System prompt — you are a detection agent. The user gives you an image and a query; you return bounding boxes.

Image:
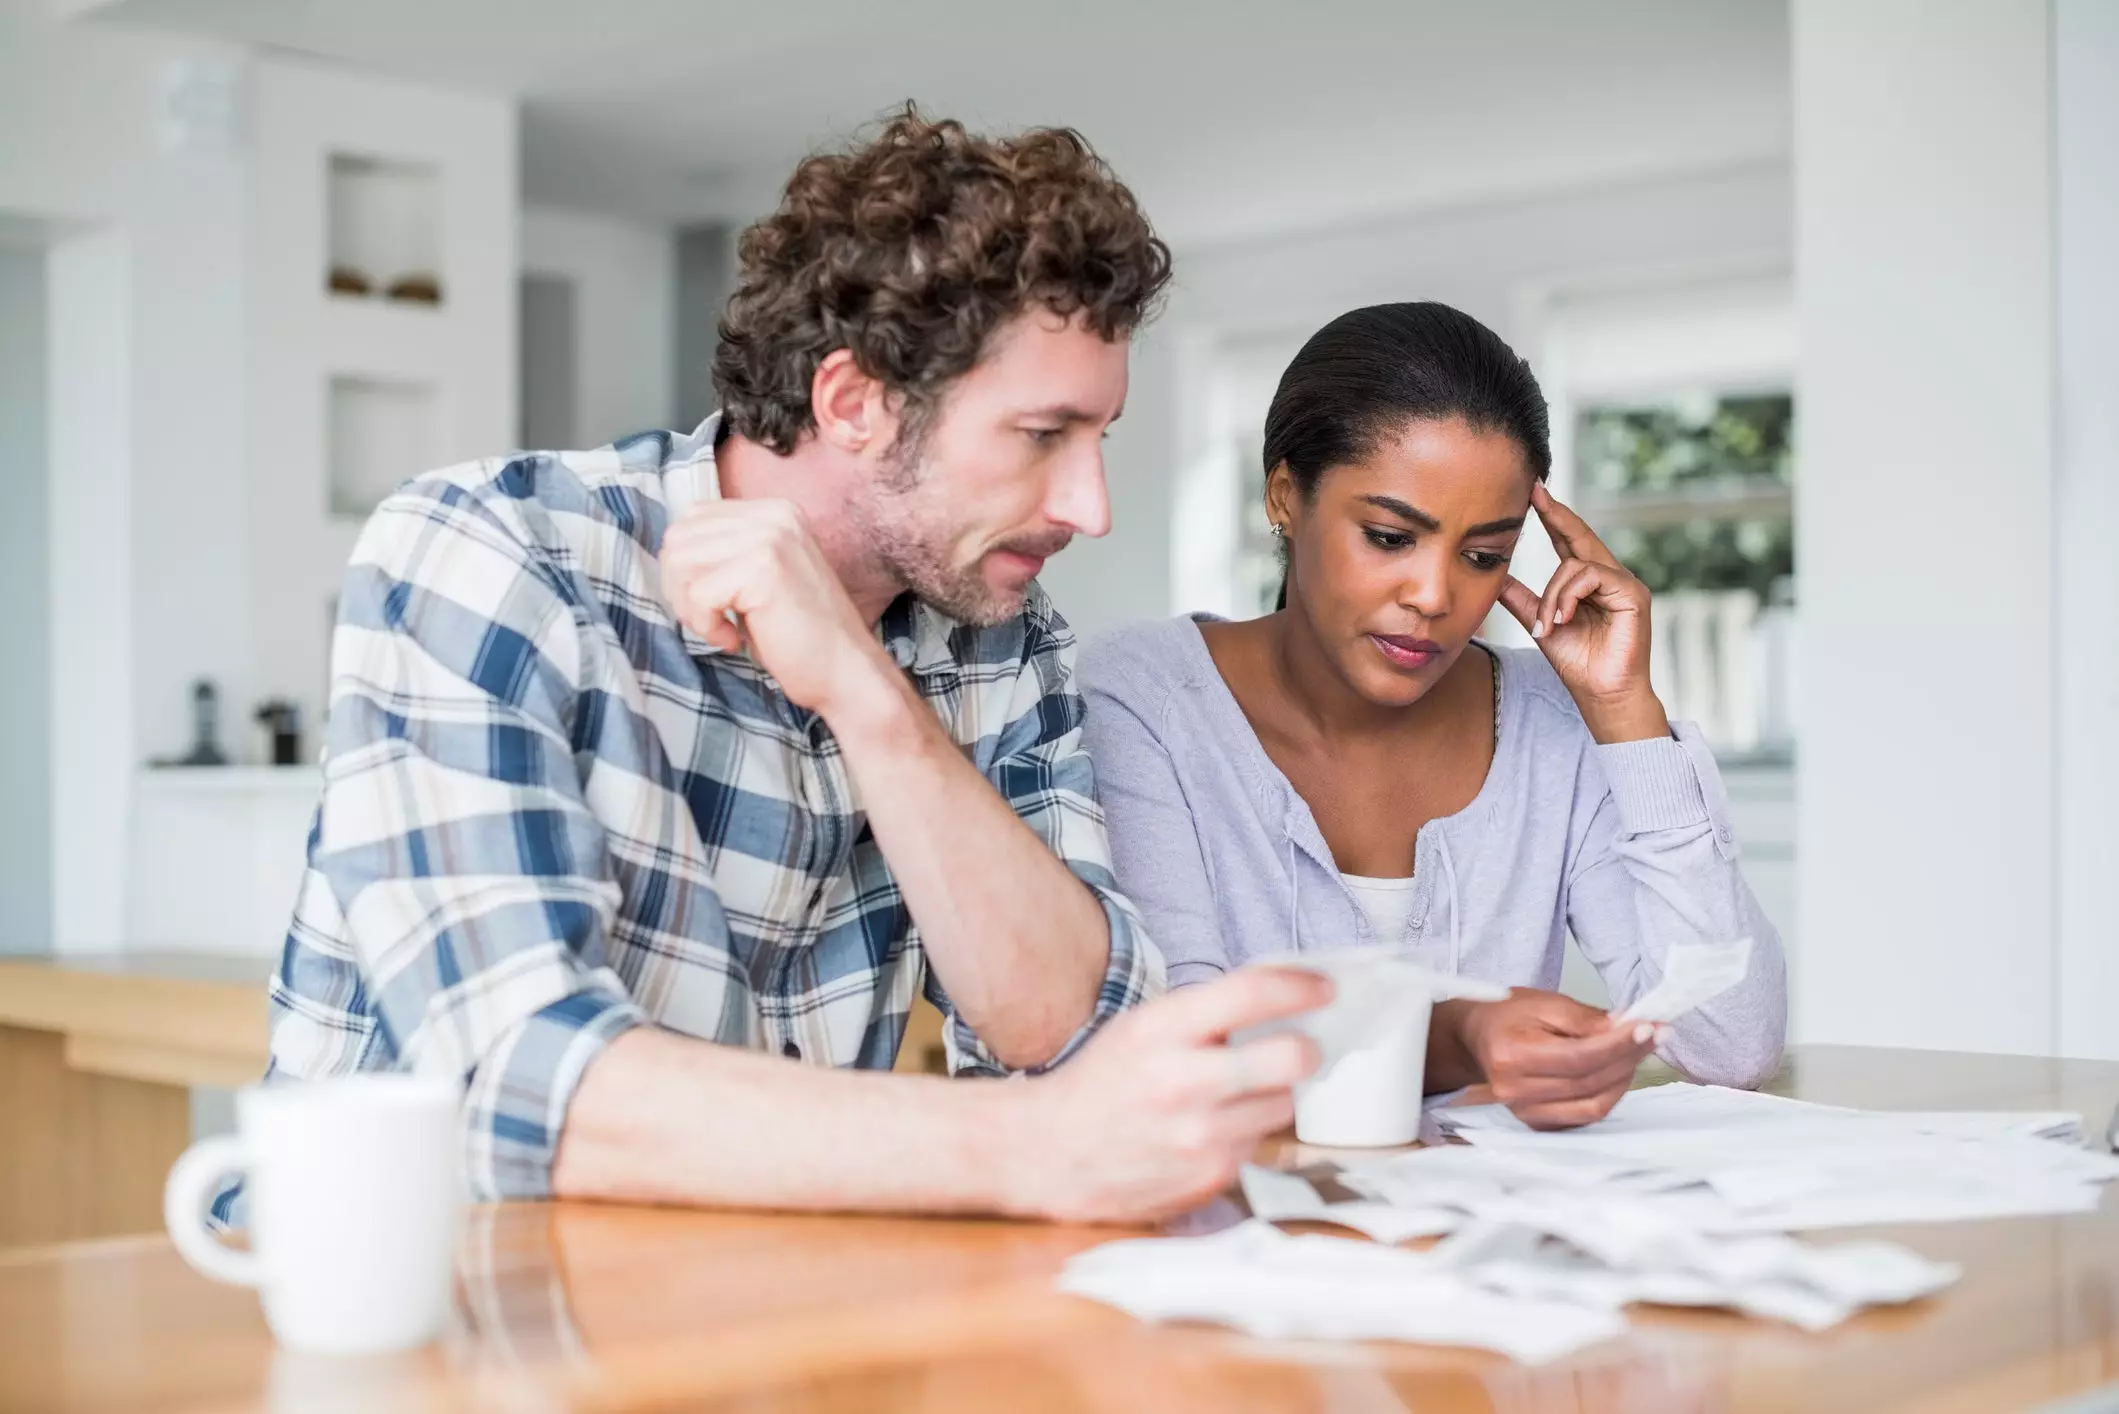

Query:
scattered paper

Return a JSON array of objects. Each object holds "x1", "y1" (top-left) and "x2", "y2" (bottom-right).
[
  {"x1": 1064, "y1": 1082, "x2": 2113, "y2": 1362},
  {"x1": 1058, "y1": 1220, "x2": 1625, "y2": 1364},
  {"x1": 1424, "y1": 1082, "x2": 2119, "y2": 1231},
  {"x1": 1617, "y1": 937, "x2": 1755, "y2": 1024},
  {"x1": 1241, "y1": 1165, "x2": 1460, "y2": 1243}
]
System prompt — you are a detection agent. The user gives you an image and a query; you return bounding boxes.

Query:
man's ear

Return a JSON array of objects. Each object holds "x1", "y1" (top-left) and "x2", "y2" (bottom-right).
[{"x1": 810, "y1": 350, "x2": 900, "y2": 458}]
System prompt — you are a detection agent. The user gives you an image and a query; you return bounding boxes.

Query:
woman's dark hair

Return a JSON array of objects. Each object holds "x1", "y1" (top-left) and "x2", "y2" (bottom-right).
[{"x1": 1264, "y1": 302, "x2": 1550, "y2": 609}]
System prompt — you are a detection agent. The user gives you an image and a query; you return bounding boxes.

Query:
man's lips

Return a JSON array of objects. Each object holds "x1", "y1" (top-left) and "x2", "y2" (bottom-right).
[
  {"x1": 988, "y1": 536, "x2": 1072, "y2": 580},
  {"x1": 1370, "y1": 633, "x2": 1444, "y2": 670},
  {"x1": 991, "y1": 549, "x2": 1047, "y2": 578}
]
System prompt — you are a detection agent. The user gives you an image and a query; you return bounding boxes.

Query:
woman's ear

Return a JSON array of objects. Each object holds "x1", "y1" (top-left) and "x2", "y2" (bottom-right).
[{"x1": 1264, "y1": 462, "x2": 1297, "y2": 534}]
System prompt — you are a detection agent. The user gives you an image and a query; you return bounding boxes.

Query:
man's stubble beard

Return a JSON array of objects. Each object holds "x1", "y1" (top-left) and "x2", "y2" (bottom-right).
[{"x1": 866, "y1": 438, "x2": 1043, "y2": 628}]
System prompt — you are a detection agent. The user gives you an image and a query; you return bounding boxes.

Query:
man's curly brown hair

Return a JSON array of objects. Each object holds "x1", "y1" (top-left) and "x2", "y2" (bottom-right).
[{"x1": 712, "y1": 104, "x2": 1173, "y2": 456}]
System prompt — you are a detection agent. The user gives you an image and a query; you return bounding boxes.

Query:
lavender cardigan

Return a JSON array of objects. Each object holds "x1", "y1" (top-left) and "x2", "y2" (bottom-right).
[{"x1": 1079, "y1": 615, "x2": 1787, "y2": 1088}]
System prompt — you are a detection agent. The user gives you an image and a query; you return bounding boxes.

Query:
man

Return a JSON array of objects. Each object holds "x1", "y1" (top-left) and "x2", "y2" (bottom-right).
[{"x1": 234, "y1": 109, "x2": 1325, "y2": 1226}]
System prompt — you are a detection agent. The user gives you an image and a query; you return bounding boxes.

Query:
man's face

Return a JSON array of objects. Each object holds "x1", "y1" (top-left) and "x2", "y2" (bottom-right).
[{"x1": 867, "y1": 308, "x2": 1128, "y2": 625}]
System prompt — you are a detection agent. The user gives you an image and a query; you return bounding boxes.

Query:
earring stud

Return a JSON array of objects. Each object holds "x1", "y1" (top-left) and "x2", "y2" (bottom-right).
[{"x1": 1269, "y1": 523, "x2": 1287, "y2": 539}]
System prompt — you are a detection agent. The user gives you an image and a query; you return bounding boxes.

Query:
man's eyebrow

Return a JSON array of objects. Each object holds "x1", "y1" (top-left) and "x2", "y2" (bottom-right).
[{"x1": 1018, "y1": 403, "x2": 1118, "y2": 425}]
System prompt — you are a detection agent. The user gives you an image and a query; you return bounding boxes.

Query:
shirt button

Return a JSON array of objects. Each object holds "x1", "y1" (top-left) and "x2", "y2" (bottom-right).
[{"x1": 783, "y1": 1041, "x2": 802, "y2": 1060}]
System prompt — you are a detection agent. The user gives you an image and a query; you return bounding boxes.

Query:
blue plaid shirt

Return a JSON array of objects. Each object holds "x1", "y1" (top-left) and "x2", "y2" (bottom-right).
[{"x1": 235, "y1": 416, "x2": 1163, "y2": 1208}]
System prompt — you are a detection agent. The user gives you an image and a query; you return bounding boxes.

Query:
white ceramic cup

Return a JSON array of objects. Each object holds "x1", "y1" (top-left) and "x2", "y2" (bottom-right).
[
  {"x1": 1292, "y1": 992, "x2": 1433, "y2": 1147},
  {"x1": 163, "y1": 1074, "x2": 464, "y2": 1354}
]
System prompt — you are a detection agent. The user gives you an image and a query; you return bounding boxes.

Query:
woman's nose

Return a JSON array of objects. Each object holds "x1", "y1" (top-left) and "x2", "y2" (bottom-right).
[{"x1": 1398, "y1": 557, "x2": 1452, "y2": 620}]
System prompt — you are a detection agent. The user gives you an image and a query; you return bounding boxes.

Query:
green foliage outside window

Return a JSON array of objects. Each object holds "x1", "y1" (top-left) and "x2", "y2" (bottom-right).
[{"x1": 1577, "y1": 392, "x2": 1795, "y2": 601}]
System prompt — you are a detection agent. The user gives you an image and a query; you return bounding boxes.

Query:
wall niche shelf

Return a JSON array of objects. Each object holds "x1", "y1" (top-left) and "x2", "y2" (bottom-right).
[
  {"x1": 328, "y1": 374, "x2": 437, "y2": 518},
  {"x1": 326, "y1": 151, "x2": 443, "y2": 306}
]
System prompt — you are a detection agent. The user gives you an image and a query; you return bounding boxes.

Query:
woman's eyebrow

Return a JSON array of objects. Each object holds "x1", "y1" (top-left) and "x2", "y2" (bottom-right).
[
  {"x1": 1359, "y1": 494, "x2": 1439, "y2": 530},
  {"x1": 1359, "y1": 496, "x2": 1525, "y2": 539}
]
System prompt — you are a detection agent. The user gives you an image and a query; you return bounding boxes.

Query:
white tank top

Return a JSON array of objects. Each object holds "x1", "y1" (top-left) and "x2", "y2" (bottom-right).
[{"x1": 1340, "y1": 872, "x2": 1419, "y2": 947}]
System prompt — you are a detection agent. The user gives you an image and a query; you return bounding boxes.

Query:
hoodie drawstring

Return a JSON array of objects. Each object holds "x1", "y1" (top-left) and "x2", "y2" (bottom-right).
[{"x1": 1436, "y1": 830, "x2": 1462, "y2": 977}]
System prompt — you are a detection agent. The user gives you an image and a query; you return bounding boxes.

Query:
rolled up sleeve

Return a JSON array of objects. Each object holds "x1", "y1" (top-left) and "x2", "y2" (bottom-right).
[
  {"x1": 1567, "y1": 722, "x2": 1787, "y2": 1089},
  {"x1": 312, "y1": 484, "x2": 652, "y2": 1198}
]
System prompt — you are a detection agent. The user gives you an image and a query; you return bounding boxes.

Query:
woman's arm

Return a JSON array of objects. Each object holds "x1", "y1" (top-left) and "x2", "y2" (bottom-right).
[
  {"x1": 1080, "y1": 653, "x2": 1230, "y2": 990},
  {"x1": 1563, "y1": 727, "x2": 1788, "y2": 1086},
  {"x1": 1497, "y1": 482, "x2": 1787, "y2": 1088}
]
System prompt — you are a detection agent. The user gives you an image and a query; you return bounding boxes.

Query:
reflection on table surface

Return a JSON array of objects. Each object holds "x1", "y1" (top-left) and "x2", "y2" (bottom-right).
[{"x1": 9, "y1": 1045, "x2": 2119, "y2": 1414}]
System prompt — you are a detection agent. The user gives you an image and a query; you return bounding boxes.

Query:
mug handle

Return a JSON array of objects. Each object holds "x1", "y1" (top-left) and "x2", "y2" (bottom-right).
[{"x1": 163, "y1": 1135, "x2": 261, "y2": 1287}]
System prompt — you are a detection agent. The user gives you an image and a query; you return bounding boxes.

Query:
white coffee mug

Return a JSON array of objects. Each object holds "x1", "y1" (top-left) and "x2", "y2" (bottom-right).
[
  {"x1": 163, "y1": 1074, "x2": 465, "y2": 1354},
  {"x1": 1293, "y1": 993, "x2": 1433, "y2": 1147}
]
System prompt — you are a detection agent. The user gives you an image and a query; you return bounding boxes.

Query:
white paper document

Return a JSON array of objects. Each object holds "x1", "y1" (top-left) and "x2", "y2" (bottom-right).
[
  {"x1": 1231, "y1": 946, "x2": 1507, "y2": 1074},
  {"x1": 1424, "y1": 1082, "x2": 2119, "y2": 1232},
  {"x1": 1065, "y1": 1083, "x2": 2111, "y2": 1362},
  {"x1": 1240, "y1": 1164, "x2": 1460, "y2": 1243},
  {"x1": 1616, "y1": 937, "x2": 1755, "y2": 1024},
  {"x1": 1057, "y1": 1220, "x2": 1626, "y2": 1364}
]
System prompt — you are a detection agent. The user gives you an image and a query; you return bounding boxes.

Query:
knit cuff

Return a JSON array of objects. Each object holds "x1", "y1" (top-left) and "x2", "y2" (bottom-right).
[{"x1": 1596, "y1": 725, "x2": 1714, "y2": 835}]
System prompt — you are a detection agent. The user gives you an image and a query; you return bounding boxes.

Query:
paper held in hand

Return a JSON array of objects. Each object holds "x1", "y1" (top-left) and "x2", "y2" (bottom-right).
[
  {"x1": 1232, "y1": 946, "x2": 1508, "y2": 1074},
  {"x1": 1617, "y1": 937, "x2": 1755, "y2": 1025}
]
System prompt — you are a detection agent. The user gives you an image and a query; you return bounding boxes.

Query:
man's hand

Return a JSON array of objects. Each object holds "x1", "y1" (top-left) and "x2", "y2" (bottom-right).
[
  {"x1": 659, "y1": 499, "x2": 897, "y2": 721},
  {"x1": 1456, "y1": 988, "x2": 1658, "y2": 1130},
  {"x1": 1001, "y1": 968, "x2": 1333, "y2": 1223}
]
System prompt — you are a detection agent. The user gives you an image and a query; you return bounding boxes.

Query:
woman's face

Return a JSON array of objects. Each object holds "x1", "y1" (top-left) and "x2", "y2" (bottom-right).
[{"x1": 1270, "y1": 415, "x2": 1535, "y2": 707}]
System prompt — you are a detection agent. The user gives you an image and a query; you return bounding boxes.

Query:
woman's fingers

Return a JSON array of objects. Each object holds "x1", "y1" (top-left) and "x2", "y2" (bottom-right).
[
  {"x1": 1552, "y1": 561, "x2": 1616, "y2": 628},
  {"x1": 1537, "y1": 559, "x2": 1596, "y2": 637},
  {"x1": 1498, "y1": 576, "x2": 1543, "y2": 633},
  {"x1": 1494, "y1": 1047, "x2": 1649, "y2": 1107},
  {"x1": 1513, "y1": 1088, "x2": 1631, "y2": 1131},
  {"x1": 1530, "y1": 481, "x2": 1620, "y2": 566}
]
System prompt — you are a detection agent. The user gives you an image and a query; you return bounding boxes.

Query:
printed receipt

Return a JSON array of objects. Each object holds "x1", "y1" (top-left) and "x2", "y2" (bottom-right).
[{"x1": 1617, "y1": 937, "x2": 1755, "y2": 1025}]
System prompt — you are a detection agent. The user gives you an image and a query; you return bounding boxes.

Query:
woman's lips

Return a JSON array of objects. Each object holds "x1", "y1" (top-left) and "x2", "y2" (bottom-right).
[{"x1": 1370, "y1": 634, "x2": 1443, "y2": 671}]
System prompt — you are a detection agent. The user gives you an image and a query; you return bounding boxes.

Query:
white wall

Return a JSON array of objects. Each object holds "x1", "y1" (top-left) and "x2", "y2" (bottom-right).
[
  {"x1": 521, "y1": 205, "x2": 676, "y2": 447},
  {"x1": 0, "y1": 6, "x2": 250, "y2": 948},
  {"x1": 1, "y1": 6, "x2": 519, "y2": 952},
  {"x1": 2055, "y1": 0, "x2": 2119, "y2": 1060},
  {"x1": 0, "y1": 244, "x2": 50, "y2": 952},
  {"x1": 1046, "y1": 164, "x2": 1793, "y2": 640},
  {"x1": 47, "y1": 227, "x2": 134, "y2": 953},
  {"x1": 1793, "y1": 1, "x2": 2056, "y2": 1053},
  {"x1": 245, "y1": 55, "x2": 518, "y2": 755}
]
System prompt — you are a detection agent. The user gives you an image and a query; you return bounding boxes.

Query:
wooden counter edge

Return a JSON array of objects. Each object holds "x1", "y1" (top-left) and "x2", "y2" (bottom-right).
[{"x1": 0, "y1": 956, "x2": 270, "y2": 1081}]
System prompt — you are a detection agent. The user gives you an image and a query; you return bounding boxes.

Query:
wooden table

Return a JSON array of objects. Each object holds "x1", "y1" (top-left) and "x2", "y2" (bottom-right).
[
  {"x1": 8, "y1": 1045, "x2": 2119, "y2": 1414},
  {"x1": 0, "y1": 953, "x2": 273, "y2": 1247}
]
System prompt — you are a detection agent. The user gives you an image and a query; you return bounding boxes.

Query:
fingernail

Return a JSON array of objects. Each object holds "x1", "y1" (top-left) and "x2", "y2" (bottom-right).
[
  {"x1": 1632, "y1": 1024, "x2": 1654, "y2": 1044},
  {"x1": 1532, "y1": 620, "x2": 1545, "y2": 639}
]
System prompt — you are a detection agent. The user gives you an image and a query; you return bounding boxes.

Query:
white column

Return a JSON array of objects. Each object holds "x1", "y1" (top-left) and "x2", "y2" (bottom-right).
[
  {"x1": 47, "y1": 227, "x2": 133, "y2": 952},
  {"x1": 1792, "y1": 1, "x2": 2056, "y2": 1052},
  {"x1": 2055, "y1": 0, "x2": 2119, "y2": 1059}
]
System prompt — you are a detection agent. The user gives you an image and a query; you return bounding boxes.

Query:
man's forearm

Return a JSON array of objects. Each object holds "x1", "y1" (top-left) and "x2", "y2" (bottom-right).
[
  {"x1": 823, "y1": 670, "x2": 1110, "y2": 1069},
  {"x1": 552, "y1": 1028, "x2": 1036, "y2": 1213}
]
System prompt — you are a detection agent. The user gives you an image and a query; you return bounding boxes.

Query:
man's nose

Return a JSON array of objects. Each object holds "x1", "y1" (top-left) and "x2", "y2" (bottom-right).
[{"x1": 1047, "y1": 444, "x2": 1113, "y2": 540}]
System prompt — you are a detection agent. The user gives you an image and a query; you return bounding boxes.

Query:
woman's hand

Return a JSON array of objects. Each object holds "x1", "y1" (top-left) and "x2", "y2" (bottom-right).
[
  {"x1": 1498, "y1": 482, "x2": 1672, "y2": 744},
  {"x1": 1451, "y1": 989, "x2": 1659, "y2": 1130}
]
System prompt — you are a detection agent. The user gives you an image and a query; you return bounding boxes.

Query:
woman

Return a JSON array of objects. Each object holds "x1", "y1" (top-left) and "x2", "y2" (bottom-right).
[{"x1": 1082, "y1": 302, "x2": 1786, "y2": 1129}]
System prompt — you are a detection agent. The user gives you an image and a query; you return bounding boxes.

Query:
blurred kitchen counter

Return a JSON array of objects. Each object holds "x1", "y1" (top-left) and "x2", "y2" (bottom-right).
[{"x1": 0, "y1": 951, "x2": 271, "y2": 1248}]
